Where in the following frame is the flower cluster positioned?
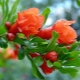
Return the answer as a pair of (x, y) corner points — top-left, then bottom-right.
(4, 7), (79, 79)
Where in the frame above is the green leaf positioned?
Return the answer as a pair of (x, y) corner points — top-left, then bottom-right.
(58, 53), (70, 60)
(54, 46), (69, 54)
(41, 7), (51, 24)
(8, 0), (19, 21)
(5, 0), (9, 17)
(1, 0), (5, 23)
(0, 38), (8, 48)
(30, 37), (45, 43)
(25, 39), (47, 54)
(30, 37), (48, 46)
(53, 61), (62, 68)
(33, 56), (43, 66)
(69, 42), (79, 52)
(1, 0), (4, 23)
(63, 58), (80, 67)
(24, 41), (37, 49)
(10, 14), (18, 23)
(0, 26), (7, 35)
(62, 47), (68, 53)
(76, 0), (80, 6)
(2, 0), (9, 24)
(59, 67), (78, 77)
(25, 51), (45, 80)
(47, 60), (62, 68)
(14, 37), (24, 45)
(69, 51), (80, 58)
(45, 31), (59, 52)
(28, 44), (47, 54)
(18, 48), (25, 60)
(54, 46), (63, 53)
(47, 60), (53, 68)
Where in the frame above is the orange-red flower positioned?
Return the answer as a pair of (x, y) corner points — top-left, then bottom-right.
(17, 8), (44, 37)
(36, 19), (77, 44)
(53, 20), (77, 44)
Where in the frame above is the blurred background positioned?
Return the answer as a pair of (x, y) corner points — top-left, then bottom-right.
(0, 0), (80, 80)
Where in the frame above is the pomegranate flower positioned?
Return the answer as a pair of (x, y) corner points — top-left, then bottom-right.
(17, 8), (44, 37)
(36, 19), (77, 44)
(53, 20), (77, 44)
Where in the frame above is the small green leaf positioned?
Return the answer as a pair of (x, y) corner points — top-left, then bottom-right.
(63, 58), (80, 67)
(0, 38), (8, 48)
(24, 41), (37, 49)
(47, 60), (62, 68)
(30, 37), (45, 43)
(2, 0), (9, 24)
(41, 7), (51, 24)
(69, 51), (80, 58)
(5, 0), (9, 17)
(0, 26), (7, 35)
(53, 61), (62, 68)
(61, 47), (69, 54)
(10, 14), (18, 23)
(30, 37), (48, 46)
(33, 56), (43, 66)
(69, 42), (79, 52)
(54, 46), (63, 53)
(25, 51), (45, 80)
(58, 53), (70, 60)
(59, 67), (78, 77)
(8, 0), (19, 21)
(54, 46), (68, 54)
(45, 31), (59, 52)
(47, 60), (53, 68)
(1, 0), (5, 23)
(76, 0), (80, 6)
(18, 48), (25, 60)
(28, 44), (47, 54)
(14, 37), (24, 45)
(25, 39), (47, 54)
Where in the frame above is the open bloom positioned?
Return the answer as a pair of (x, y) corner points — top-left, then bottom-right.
(53, 20), (77, 44)
(36, 19), (77, 44)
(16, 8), (44, 37)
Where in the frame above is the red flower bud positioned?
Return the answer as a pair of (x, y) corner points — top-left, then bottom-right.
(6, 33), (16, 41)
(5, 22), (12, 30)
(44, 51), (58, 62)
(40, 59), (53, 74)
